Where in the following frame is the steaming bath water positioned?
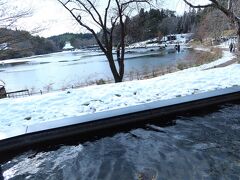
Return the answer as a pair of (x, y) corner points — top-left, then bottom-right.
(2, 103), (240, 179)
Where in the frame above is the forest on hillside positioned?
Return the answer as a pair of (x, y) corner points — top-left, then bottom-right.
(0, 6), (236, 60)
(49, 8), (202, 48)
(0, 29), (59, 60)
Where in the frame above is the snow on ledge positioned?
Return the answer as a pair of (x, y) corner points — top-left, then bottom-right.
(0, 50), (238, 139)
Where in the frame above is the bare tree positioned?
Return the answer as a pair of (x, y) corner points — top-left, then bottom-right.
(0, 0), (32, 28)
(0, 0), (32, 53)
(194, 9), (229, 43)
(57, 0), (152, 83)
(183, 0), (240, 51)
(159, 17), (178, 36)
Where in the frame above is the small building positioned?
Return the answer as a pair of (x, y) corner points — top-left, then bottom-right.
(160, 33), (193, 44)
(167, 35), (177, 41)
(63, 41), (74, 51)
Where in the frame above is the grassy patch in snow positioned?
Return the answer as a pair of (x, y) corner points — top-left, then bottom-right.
(135, 47), (223, 79)
(196, 47), (223, 65)
(177, 47), (223, 70)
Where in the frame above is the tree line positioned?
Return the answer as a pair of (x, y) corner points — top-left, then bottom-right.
(0, 28), (58, 60)
(49, 8), (202, 48)
(57, 0), (239, 83)
(0, 4), (234, 61)
(48, 33), (96, 49)
(184, 0), (240, 50)
(0, 7), (202, 60)
(1, 0), (239, 84)
(0, 30), (99, 60)
(119, 8), (202, 44)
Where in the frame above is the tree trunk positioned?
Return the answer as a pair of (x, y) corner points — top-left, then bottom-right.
(106, 52), (123, 83)
(116, 44), (125, 82)
(119, 55), (124, 81)
(237, 22), (240, 52)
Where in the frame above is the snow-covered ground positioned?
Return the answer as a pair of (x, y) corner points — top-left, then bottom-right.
(127, 38), (160, 48)
(218, 38), (238, 49)
(128, 33), (191, 48)
(0, 48), (238, 140)
(0, 58), (32, 65)
(193, 46), (211, 52)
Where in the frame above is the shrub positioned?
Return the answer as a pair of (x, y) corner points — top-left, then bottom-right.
(96, 79), (106, 85)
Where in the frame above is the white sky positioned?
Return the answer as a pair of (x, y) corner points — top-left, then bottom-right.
(11, 0), (210, 37)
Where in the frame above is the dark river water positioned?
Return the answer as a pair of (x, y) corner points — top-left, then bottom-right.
(1, 103), (240, 180)
(0, 47), (195, 91)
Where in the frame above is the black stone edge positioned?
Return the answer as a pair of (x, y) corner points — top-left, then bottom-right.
(0, 86), (240, 161)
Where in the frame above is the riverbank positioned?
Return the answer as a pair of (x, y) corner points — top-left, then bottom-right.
(0, 46), (213, 93)
(29, 46), (226, 93)
(0, 47), (238, 139)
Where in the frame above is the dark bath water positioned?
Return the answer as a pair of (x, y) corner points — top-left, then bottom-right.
(2, 104), (240, 180)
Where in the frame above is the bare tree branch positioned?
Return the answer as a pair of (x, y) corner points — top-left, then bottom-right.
(84, 0), (105, 26)
(183, 0), (213, 8)
(183, 0), (240, 51)
(228, 0), (233, 10)
(104, 0), (112, 28)
(57, 0), (107, 54)
(58, 0), (153, 82)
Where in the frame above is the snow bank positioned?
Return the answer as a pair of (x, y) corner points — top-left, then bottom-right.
(0, 49), (238, 139)
(127, 38), (159, 48)
(127, 33), (192, 48)
(218, 38), (238, 49)
(193, 47), (211, 52)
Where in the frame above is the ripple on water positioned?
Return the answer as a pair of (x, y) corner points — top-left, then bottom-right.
(2, 104), (240, 180)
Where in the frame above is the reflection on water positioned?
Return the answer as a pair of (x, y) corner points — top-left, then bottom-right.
(0, 48), (195, 91)
(2, 104), (240, 179)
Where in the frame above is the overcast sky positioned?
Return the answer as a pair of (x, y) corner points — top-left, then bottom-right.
(12, 0), (210, 37)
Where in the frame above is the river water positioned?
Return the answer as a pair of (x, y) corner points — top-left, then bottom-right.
(0, 47), (195, 91)
(1, 103), (240, 179)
